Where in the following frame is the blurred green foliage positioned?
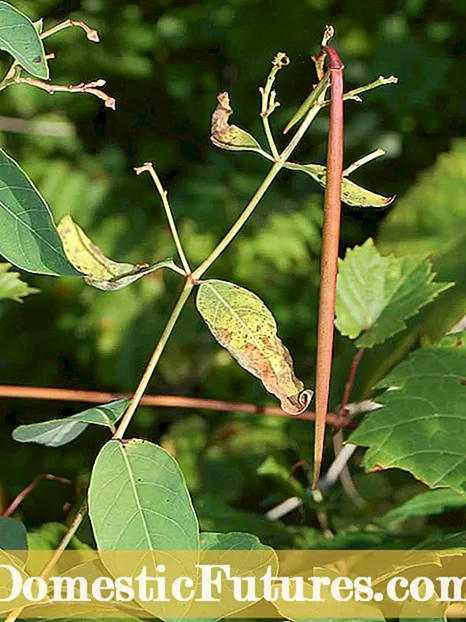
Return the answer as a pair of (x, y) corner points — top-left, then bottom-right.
(0, 0), (465, 549)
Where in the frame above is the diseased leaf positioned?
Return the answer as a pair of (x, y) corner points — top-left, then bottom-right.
(0, 149), (79, 276)
(210, 92), (263, 153)
(285, 162), (395, 207)
(335, 239), (452, 347)
(58, 215), (178, 290)
(350, 333), (466, 492)
(0, 1), (48, 79)
(0, 262), (38, 302)
(12, 399), (129, 447)
(196, 279), (311, 414)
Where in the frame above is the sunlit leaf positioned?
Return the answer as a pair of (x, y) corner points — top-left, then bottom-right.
(335, 239), (452, 347)
(285, 162), (395, 207)
(0, 262), (38, 302)
(88, 438), (199, 550)
(58, 215), (178, 290)
(210, 92), (263, 153)
(12, 399), (129, 447)
(350, 332), (466, 492)
(0, 149), (79, 276)
(283, 72), (330, 134)
(196, 279), (311, 414)
(0, 1), (48, 79)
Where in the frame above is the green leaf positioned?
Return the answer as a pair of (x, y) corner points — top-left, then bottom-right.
(285, 162), (395, 207)
(335, 239), (451, 347)
(27, 522), (91, 550)
(378, 138), (466, 255)
(0, 1), (48, 79)
(88, 438), (200, 550)
(0, 517), (28, 552)
(58, 215), (178, 290)
(350, 332), (466, 492)
(283, 73), (330, 134)
(0, 262), (38, 302)
(196, 279), (311, 414)
(12, 399), (129, 447)
(0, 149), (79, 276)
(210, 92), (263, 154)
(381, 489), (466, 526)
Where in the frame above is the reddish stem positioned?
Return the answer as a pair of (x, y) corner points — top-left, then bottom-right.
(2, 474), (71, 518)
(312, 44), (344, 489)
(338, 348), (365, 415)
(0, 384), (350, 429)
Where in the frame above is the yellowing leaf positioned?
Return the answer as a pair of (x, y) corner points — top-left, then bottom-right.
(285, 162), (395, 207)
(57, 215), (177, 291)
(196, 279), (312, 414)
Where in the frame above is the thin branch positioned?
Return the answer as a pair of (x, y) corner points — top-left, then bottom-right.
(343, 148), (385, 177)
(40, 19), (99, 42)
(0, 384), (349, 428)
(14, 77), (116, 109)
(134, 163), (191, 275)
(259, 52), (289, 158)
(312, 43), (344, 490)
(2, 474), (71, 518)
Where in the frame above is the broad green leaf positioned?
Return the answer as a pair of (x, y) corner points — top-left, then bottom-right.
(0, 150), (79, 276)
(350, 332), (466, 492)
(285, 162), (395, 207)
(196, 279), (311, 414)
(88, 438), (200, 550)
(58, 215), (178, 290)
(378, 138), (466, 255)
(0, 517), (27, 552)
(210, 91), (263, 154)
(12, 399), (129, 447)
(335, 239), (451, 347)
(381, 489), (466, 526)
(27, 522), (91, 551)
(0, 262), (38, 302)
(0, 2), (48, 79)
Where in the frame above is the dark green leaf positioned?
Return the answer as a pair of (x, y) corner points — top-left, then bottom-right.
(0, 149), (79, 276)
(350, 333), (466, 491)
(0, 517), (27, 553)
(381, 489), (466, 526)
(0, 1), (48, 79)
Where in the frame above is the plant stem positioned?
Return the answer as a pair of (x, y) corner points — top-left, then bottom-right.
(339, 347), (365, 415)
(193, 80), (329, 281)
(113, 281), (194, 439)
(2, 474), (71, 518)
(312, 45), (344, 490)
(3, 500), (88, 622)
(135, 163), (191, 275)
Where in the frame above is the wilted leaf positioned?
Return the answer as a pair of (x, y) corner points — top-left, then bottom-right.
(196, 279), (311, 414)
(0, 149), (79, 276)
(0, 1), (49, 79)
(335, 239), (452, 347)
(12, 399), (129, 447)
(0, 262), (38, 302)
(58, 215), (177, 290)
(285, 162), (395, 207)
(350, 332), (466, 492)
(210, 92), (263, 153)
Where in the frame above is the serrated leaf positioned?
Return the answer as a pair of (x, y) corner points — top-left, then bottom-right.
(0, 149), (79, 276)
(0, 262), (38, 302)
(381, 489), (466, 526)
(210, 92), (263, 153)
(58, 215), (177, 290)
(0, 1), (48, 79)
(350, 332), (466, 492)
(196, 279), (311, 414)
(285, 162), (395, 207)
(12, 399), (129, 447)
(335, 239), (452, 347)
(88, 438), (199, 550)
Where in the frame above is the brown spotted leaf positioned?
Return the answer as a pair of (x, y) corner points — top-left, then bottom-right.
(196, 279), (312, 414)
(285, 162), (395, 208)
(210, 92), (263, 153)
(58, 215), (177, 291)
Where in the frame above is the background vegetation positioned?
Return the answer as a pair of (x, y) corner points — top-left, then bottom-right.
(1, 0), (465, 550)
